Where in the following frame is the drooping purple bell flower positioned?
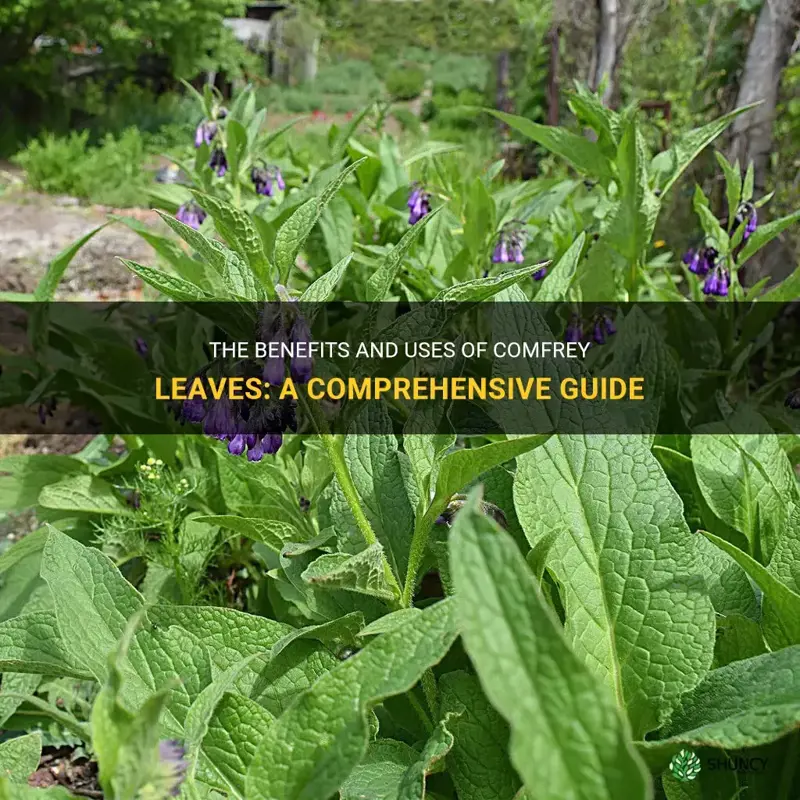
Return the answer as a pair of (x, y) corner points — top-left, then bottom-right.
(202, 397), (236, 440)
(408, 185), (431, 225)
(492, 240), (509, 264)
(175, 202), (207, 231)
(703, 266), (730, 297)
(134, 337), (148, 358)
(209, 148), (228, 178)
(263, 327), (287, 386)
(251, 166), (274, 196)
(744, 207), (757, 240)
(194, 120), (217, 148)
(532, 266), (547, 281)
(565, 316), (582, 343)
(180, 397), (206, 424)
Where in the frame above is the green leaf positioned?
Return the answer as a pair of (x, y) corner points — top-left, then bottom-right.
(270, 612), (364, 659)
(0, 455), (89, 513)
(654, 105), (757, 195)
(396, 716), (455, 800)
(515, 436), (716, 738)
(147, 605), (336, 716)
(34, 224), (108, 300)
(0, 674), (42, 727)
(301, 544), (398, 601)
(37, 474), (132, 516)
(714, 151), (741, 229)
(274, 158), (365, 283)
(367, 208), (443, 301)
(119, 259), (210, 301)
(487, 110), (614, 183)
(713, 613), (766, 668)
(299, 254), (353, 302)
(40, 527), (144, 681)
(244, 599), (459, 800)
(742, 161), (755, 203)
(339, 740), (417, 800)
(464, 178), (494, 257)
(690, 414), (797, 562)
(434, 262), (551, 302)
(341, 403), (418, 578)
(203, 693), (274, 797)
(700, 531), (800, 649)
(0, 612), (92, 678)
(535, 233), (585, 301)
(193, 515), (307, 553)
(359, 609), (422, 638)
(737, 209), (800, 264)
(190, 191), (271, 287)
(0, 734), (41, 784)
(439, 671), (520, 800)
(638, 648), (800, 770)
(449, 489), (650, 800)
(183, 654), (265, 783)
(606, 121), (659, 261)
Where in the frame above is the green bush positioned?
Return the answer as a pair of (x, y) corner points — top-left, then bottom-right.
(385, 66), (427, 100)
(13, 127), (153, 207)
(430, 53), (491, 94)
(313, 60), (382, 96)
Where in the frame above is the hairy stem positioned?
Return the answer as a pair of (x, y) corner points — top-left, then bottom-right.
(301, 393), (402, 602)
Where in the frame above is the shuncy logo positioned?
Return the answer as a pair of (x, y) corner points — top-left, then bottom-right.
(669, 749), (701, 782)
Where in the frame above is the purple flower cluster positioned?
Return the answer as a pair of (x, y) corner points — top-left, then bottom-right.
(209, 148), (228, 178)
(682, 246), (718, 276)
(408, 185), (431, 225)
(194, 120), (217, 148)
(682, 245), (729, 296)
(702, 267), (730, 297)
(251, 164), (285, 197)
(564, 311), (616, 345)
(492, 225), (527, 265)
(175, 202), (207, 230)
(174, 390), (297, 461)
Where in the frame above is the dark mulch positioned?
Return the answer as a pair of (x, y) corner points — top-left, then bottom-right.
(28, 745), (102, 798)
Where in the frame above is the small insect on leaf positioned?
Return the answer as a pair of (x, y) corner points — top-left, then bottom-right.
(437, 494), (508, 530)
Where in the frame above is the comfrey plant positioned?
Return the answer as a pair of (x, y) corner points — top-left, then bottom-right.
(2, 84), (800, 800)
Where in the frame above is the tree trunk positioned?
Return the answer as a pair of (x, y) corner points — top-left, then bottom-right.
(589, 0), (619, 104)
(729, 0), (800, 193)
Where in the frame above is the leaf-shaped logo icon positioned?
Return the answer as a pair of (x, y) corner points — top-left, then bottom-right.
(669, 749), (702, 782)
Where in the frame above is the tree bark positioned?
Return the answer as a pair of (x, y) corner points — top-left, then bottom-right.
(729, 0), (800, 192)
(589, 0), (619, 104)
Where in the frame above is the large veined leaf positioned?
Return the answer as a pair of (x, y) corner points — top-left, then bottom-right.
(273, 158), (365, 283)
(514, 435), (716, 738)
(147, 605), (337, 716)
(691, 412), (797, 563)
(701, 531), (800, 649)
(0, 733), (41, 784)
(34, 224), (108, 300)
(487, 110), (614, 183)
(438, 671), (520, 800)
(244, 599), (459, 800)
(367, 207), (443, 301)
(638, 647), (800, 771)
(450, 490), (650, 800)
(300, 253), (353, 302)
(301, 544), (399, 601)
(651, 105), (756, 196)
(535, 233), (585, 301)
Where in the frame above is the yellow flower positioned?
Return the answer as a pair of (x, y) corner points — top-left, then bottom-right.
(654, 240), (665, 248)
(147, 457), (156, 466)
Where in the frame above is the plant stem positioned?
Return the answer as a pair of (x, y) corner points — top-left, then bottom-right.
(402, 500), (446, 607)
(407, 688), (434, 735)
(300, 392), (402, 602)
